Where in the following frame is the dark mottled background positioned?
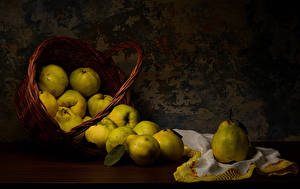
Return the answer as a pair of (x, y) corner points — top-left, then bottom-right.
(1, 0), (300, 142)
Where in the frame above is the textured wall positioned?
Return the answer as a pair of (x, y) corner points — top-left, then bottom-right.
(1, 0), (300, 142)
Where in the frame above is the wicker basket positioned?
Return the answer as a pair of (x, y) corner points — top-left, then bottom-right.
(14, 36), (145, 158)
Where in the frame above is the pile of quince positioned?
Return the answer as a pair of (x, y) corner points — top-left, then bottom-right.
(37, 64), (185, 166)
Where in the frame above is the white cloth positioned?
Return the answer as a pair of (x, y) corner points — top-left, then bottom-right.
(174, 129), (285, 178)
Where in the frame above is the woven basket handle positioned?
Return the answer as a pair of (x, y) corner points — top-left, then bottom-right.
(67, 41), (145, 137)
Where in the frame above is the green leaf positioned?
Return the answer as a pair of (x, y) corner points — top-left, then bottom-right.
(104, 144), (126, 166)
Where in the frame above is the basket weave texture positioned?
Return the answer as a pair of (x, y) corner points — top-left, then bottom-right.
(14, 36), (145, 157)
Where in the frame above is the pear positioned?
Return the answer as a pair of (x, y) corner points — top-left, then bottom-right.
(38, 64), (68, 97)
(54, 107), (83, 133)
(211, 119), (249, 163)
(57, 90), (87, 118)
(107, 104), (140, 128)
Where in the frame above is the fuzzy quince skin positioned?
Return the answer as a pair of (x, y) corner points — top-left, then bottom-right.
(85, 124), (111, 150)
(128, 135), (160, 166)
(133, 121), (160, 135)
(39, 90), (58, 117)
(54, 107), (83, 133)
(57, 90), (87, 118)
(88, 93), (113, 117)
(99, 117), (118, 130)
(107, 104), (140, 128)
(38, 64), (68, 97)
(83, 116), (92, 122)
(70, 67), (101, 97)
(153, 129), (184, 161)
(105, 126), (136, 153)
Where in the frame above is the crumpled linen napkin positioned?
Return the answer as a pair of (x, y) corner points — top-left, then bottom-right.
(173, 129), (299, 182)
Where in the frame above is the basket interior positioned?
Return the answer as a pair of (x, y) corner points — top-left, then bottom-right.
(34, 38), (126, 98)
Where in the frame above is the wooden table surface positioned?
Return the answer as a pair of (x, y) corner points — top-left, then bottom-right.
(0, 141), (299, 183)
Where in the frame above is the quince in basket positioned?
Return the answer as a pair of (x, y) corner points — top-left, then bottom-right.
(88, 93), (113, 117)
(107, 104), (140, 128)
(39, 90), (58, 117)
(38, 64), (69, 97)
(83, 115), (92, 122)
(99, 117), (118, 130)
(54, 107), (83, 132)
(57, 89), (87, 118)
(70, 67), (101, 97)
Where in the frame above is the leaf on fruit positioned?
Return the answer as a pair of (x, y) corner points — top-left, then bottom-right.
(170, 129), (183, 139)
(104, 144), (126, 166)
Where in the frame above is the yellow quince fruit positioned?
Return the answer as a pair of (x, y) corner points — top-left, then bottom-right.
(127, 135), (160, 166)
(70, 67), (101, 97)
(153, 129), (184, 161)
(38, 64), (68, 97)
(39, 90), (58, 117)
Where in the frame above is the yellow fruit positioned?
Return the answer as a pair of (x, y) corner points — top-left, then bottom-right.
(153, 129), (184, 161)
(38, 64), (68, 97)
(128, 135), (160, 166)
(99, 117), (118, 131)
(211, 120), (249, 163)
(133, 121), (160, 135)
(88, 93), (113, 117)
(83, 116), (92, 122)
(39, 90), (58, 117)
(85, 124), (111, 150)
(125, 134), (138, 146)
(70, 67), (101, 97)
(183, 144), (193, 157)
(107, 104), (140, 128)
(57, 90), (87, 118)
(54, 107), (83, 133)
(105, 127), (136, 153)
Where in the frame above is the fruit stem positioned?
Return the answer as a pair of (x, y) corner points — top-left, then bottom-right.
(62, 108), (70, 115)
